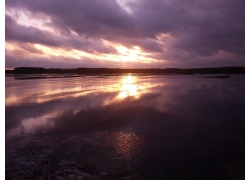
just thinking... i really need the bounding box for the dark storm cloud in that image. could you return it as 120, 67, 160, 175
5, 0, 244, 67
5, 15, 117, 54
6, 14, 62, 47
6, 0, 135, 37
130, 0, 245, 56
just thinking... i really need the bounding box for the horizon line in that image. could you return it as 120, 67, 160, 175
5, 66, 245, 71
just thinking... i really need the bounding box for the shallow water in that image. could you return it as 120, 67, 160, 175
5, 74, 245, 179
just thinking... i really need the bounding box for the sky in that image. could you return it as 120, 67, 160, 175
5, 0, 245, 69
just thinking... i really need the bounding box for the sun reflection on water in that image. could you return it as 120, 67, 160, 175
6, 75, 167, 138
6, 74, 157, 106
118, 74, 145, 99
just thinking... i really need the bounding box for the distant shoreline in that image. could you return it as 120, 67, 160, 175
5, 66, 244, 75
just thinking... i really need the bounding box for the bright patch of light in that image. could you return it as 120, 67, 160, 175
116, 46, 149, 62
117, 46, 128, 55
118, 75, 145, 99
6, 39, 157, 65
6, 8, 55, 34
116, 0, 134, 15
5, 42, 16, 51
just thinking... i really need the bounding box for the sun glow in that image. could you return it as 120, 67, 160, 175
116, 46, 145, 62
6, 39, 157, 66
118, 74, 145, 99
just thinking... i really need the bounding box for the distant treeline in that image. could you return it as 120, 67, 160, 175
6, 66, 245, 74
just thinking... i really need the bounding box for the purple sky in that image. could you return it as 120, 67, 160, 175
5, 0, 245, 69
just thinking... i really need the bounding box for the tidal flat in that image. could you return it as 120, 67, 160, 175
5, 74, 245, 179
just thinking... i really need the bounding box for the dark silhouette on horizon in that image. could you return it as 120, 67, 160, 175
5, 66, 245, 75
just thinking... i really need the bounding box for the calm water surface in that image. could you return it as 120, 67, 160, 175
5, 74, 245, 179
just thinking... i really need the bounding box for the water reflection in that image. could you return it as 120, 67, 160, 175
5, 74, 171, 139
6, 113, 56, 137
5, 74, 156, 107
6, 74, 155, 137
118, 75, 145, 99
5, 74, 245, 179
112, 132, 146, 159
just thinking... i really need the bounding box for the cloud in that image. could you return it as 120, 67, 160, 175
5, 0, 245, 68
5, 15, 117, 54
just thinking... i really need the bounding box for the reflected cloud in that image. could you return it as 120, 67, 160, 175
6, 75, 171, 138
6, 75, 162, 107
21, 114, 55, 132
6, 74, 244, 141
6, 113, 56, 138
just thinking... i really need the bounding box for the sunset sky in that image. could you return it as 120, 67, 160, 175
5, 0, 245, 69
